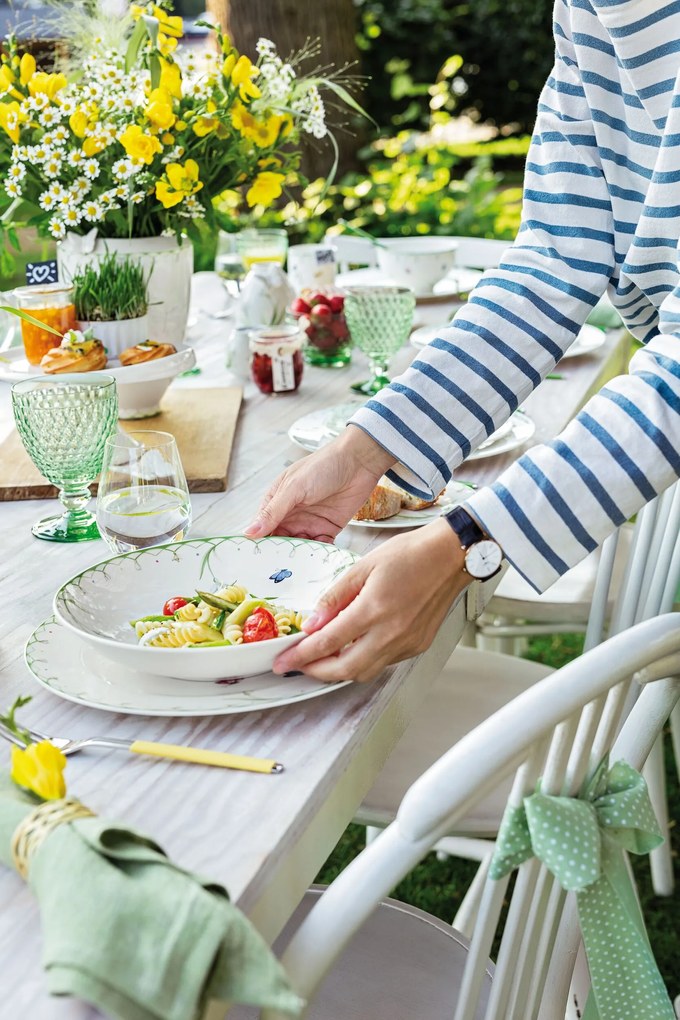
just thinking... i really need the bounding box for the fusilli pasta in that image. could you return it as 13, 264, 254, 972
140, 621, 217, 648
274, 609, 305, 634
221, 623, 244, 645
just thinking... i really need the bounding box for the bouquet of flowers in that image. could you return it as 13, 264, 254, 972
0, 0, 358, 259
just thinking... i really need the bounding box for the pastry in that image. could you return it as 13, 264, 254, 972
353, 478, 404, 521
119, 341, 176, 365
41, 329, 107, 374
353, 478, 446, 521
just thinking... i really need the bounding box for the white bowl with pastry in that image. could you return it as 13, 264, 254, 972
0, 334, 195, 419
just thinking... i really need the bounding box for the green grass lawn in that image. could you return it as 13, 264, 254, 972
316, 634, 680, 995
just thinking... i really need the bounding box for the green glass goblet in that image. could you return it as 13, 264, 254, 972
343, 285, 416, 395
12, 374, 118, 542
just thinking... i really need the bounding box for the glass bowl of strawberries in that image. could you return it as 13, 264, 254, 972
290, 288, 352, 368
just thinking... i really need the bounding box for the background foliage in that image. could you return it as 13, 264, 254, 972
354, 0, 555, 133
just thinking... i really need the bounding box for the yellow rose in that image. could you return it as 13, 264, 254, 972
119, 124, 163, 164
155, 158, 203, 208
246, 171, 285, 208
159, 59, 182, 99
11, 741, 67, 801
19, 53, 36, 86
145, 87, 176, 130
27, 71, 67, 99
83, 134, 108, 156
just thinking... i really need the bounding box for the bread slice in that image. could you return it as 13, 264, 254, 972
353, 478, 403, 521
399, 488, 445, 511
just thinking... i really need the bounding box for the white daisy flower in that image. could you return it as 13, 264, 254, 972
39, 191, 57, 211
83, 158, 100, 180
28, 144, 50, 163
72, 177, 91, 197
11, 144, 29, 161
46, 182, 65, 200
63, 206, 81, 227
112, 157, 135, 180
68, 150, 85, 167
80, 83, 101, 102
58, 96, 77, 116
5, 180, 22, 199
48, 216, 66, 239
27, 94, 49, 112
39, 106, 61, 128
52, 126, 69, 144
130, 190, 146, 204
81, 199, 104, 222
43, 154, 64, 178
8, 163, 25, 182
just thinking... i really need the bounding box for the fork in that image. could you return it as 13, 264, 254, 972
0, 720, 283, 774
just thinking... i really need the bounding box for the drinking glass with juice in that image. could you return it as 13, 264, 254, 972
14, 284, 77, 366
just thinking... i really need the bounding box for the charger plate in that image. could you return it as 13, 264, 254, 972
25, 617, 350, 717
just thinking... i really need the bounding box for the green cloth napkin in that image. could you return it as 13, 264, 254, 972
0, 778, 302, 1020
586, 294, 623, 331
490, 758, 674, 1020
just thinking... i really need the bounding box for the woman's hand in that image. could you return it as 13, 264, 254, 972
245, 426, 395, 542
273, 518, 471, 683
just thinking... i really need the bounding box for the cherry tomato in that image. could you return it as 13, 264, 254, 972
242, 607, 279, 643
163, 596, 189, 616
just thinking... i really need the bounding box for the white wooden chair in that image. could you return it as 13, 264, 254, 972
229, 614, 680, 1020
355, 481, 680, 908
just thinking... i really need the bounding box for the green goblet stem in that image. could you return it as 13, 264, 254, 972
31, 481, 102, 543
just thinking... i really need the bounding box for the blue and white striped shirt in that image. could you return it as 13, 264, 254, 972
351, 0, 680, 591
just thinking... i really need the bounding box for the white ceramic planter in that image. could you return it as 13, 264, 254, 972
58, 234, 194, 344
79, 315, 149, 359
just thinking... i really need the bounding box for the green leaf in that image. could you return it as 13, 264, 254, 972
142, 13, 160, 49
0, 695, 33, 746
149, 53, 161, 91
125, 17, 147, 73
0, 306, 63, 338
317, 78, 377, 128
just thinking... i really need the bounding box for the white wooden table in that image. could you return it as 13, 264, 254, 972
0, 277, 630, 1018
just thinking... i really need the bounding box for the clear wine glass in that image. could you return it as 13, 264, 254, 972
12, 374, 118, 542
96, 430, 192, 554
343, 286, 416, 394
214, 230, 246, 306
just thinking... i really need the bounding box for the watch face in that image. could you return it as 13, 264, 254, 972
465, 539, 503, 579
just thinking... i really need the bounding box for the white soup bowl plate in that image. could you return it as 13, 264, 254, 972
376, 237, 458, 293
53, 536, 358, 681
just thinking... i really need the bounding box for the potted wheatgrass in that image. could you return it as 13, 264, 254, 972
72, 253, 150, 358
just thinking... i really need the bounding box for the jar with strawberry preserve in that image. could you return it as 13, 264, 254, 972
249, 324, 304, 394
290, 288, 352, 368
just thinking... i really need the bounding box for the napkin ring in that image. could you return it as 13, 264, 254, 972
11, 798, 95, 880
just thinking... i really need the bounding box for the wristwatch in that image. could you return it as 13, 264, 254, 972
444, 506, 503, 580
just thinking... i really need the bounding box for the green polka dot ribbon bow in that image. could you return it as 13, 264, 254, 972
489, 756, 674, 1020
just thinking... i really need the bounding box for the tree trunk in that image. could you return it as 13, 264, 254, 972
206, 0, 363, 180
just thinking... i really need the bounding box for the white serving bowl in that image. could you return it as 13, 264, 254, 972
106, 345, 196, 419
376, 237, 458, 293
53, 536, 358, 682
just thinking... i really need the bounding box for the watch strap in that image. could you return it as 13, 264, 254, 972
444, 505, 486, 549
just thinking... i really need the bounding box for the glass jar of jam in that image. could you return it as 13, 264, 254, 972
249, 325, 304, 394
14, 283, 77, 366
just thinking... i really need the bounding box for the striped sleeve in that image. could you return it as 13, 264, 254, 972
350, 0, 678, 591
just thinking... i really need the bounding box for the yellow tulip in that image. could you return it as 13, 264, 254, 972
153, 5, 183, 38
0, 101, 24, 143
0, 64, 15, 93
221, 54, 235, 80
119, 124, 162, 164
83, 134, 108, 156
158, 33, 178, 57
155, 158, 203, 208
246, 171, 285, 208
69, 109, 89, 138
27, 71, 67, 99
11, 741, 67, 801
159, 59, 182, 99
145, 87, 176, 130
19, 52, 36, 86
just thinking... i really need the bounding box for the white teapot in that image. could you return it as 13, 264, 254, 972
236, 263, 295, 328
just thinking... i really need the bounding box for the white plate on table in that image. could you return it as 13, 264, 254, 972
25, 617, 351, 717
562, 324, 606, 359
0, 343, 196, 384
347, 479, 474, 529
336, 267, 482, 303
290, 402, 534, 460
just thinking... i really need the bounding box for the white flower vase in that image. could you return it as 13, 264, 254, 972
78, 315, 149, 360
58, 233, 193, 345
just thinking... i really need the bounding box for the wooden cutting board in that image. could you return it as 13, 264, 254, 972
0, 386, 243, 500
